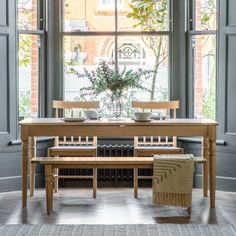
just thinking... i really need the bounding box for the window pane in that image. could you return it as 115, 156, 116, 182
117, 36, 169, 102
192, 35, 216, 119
194, 0, 217, 30
63, 0, 115, 32
120, 0, 169, 31
100, 0, 123, 10
18, 0, 38, 30
64, 35, 169, 117
64, 35, 115, 101
19, 34, 40, 119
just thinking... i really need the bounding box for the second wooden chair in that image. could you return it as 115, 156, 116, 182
132, 100, 183, 198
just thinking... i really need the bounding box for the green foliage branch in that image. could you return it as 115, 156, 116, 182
69, 60, 153, 101
127, 0, 168, 101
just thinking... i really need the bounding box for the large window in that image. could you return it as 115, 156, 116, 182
63, 0, 171, 117
16, 1, 218, 121
189, 0, 217, 119
17, 0, 46, 120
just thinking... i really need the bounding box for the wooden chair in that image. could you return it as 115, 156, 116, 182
50, 100, 100, 197
30, 100, 100, 198
132, 100, 208, 198
132, 100, 184, 198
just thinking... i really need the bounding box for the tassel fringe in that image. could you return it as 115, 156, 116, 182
152, 192, 192, 208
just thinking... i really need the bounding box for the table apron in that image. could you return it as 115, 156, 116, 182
24, 125, 210, 138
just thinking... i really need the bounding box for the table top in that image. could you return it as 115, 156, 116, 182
19, 118, 218, 126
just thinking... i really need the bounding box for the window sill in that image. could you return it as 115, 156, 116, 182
8, 137, 226, 146
9, 136, 132, 145
8, 137, 54, 146
178, 137, 226, 146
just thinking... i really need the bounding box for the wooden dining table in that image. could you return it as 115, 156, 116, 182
19, 118, 218, 208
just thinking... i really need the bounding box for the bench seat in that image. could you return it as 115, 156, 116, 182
31, 156, 154, 169
32, 156, 206, 166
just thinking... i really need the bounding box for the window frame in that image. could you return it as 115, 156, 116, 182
62, 0, 173, 101
98, 0, 124, 10
187, 0, 217, 118
17, 0, 47, 129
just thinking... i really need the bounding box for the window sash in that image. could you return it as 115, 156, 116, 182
187, 0, 217, 119
17, 0, 46, 125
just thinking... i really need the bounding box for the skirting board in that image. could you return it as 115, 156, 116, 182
0, 175, 44, 193
194, 175, 236, 192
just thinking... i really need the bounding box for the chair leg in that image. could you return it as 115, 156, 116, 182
134, 168, 138, 198
134, 149, 139, 198
187, 207, 192, 215
93, 168, 97, 198
29, 137, 36, 197
30, 163, 36, 197
54, 168, 59, 193
203, 162, 208, 197
45, 165, 53, 215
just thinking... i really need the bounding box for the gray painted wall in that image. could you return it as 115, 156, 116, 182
0, 0, 18, 192
180, 140, 236, 192
0, 141, 52, 192
0, 0, 17, 142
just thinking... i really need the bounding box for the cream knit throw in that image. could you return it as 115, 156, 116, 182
152, 154, 194, 208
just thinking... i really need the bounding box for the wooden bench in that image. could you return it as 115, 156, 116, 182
31, 156, 153, 214
31, 156, 206, 215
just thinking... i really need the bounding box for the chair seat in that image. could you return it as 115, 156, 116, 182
50, 146, 97, 150
192, 156, 207, 164
135, 146, 182, 150
135, 146, 183, 156
48, 146, 97, 157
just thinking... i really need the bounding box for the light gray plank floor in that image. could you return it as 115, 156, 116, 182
0, 188, 235, 224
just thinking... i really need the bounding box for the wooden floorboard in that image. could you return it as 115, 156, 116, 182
0, 188, 235, 224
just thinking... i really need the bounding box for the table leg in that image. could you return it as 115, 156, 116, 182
45, 165, 54, 215
22, 138, 29, 208
209, 139, 216, 208
29, 137, 36, 197
202, 137, 209, 197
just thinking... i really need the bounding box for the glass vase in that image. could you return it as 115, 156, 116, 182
109, 96, 124, 120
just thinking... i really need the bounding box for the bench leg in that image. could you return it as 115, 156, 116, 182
93, 168, 97, 198
30, 163, 36, 197
45, 165, 53, 215
134, 168, 138, 198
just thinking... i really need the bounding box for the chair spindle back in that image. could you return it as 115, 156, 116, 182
53, 100, 100, 147
132, 101, 180, 148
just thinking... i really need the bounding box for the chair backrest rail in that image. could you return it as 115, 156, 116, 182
132, 100, 179, 110
53, 100, 100, 110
